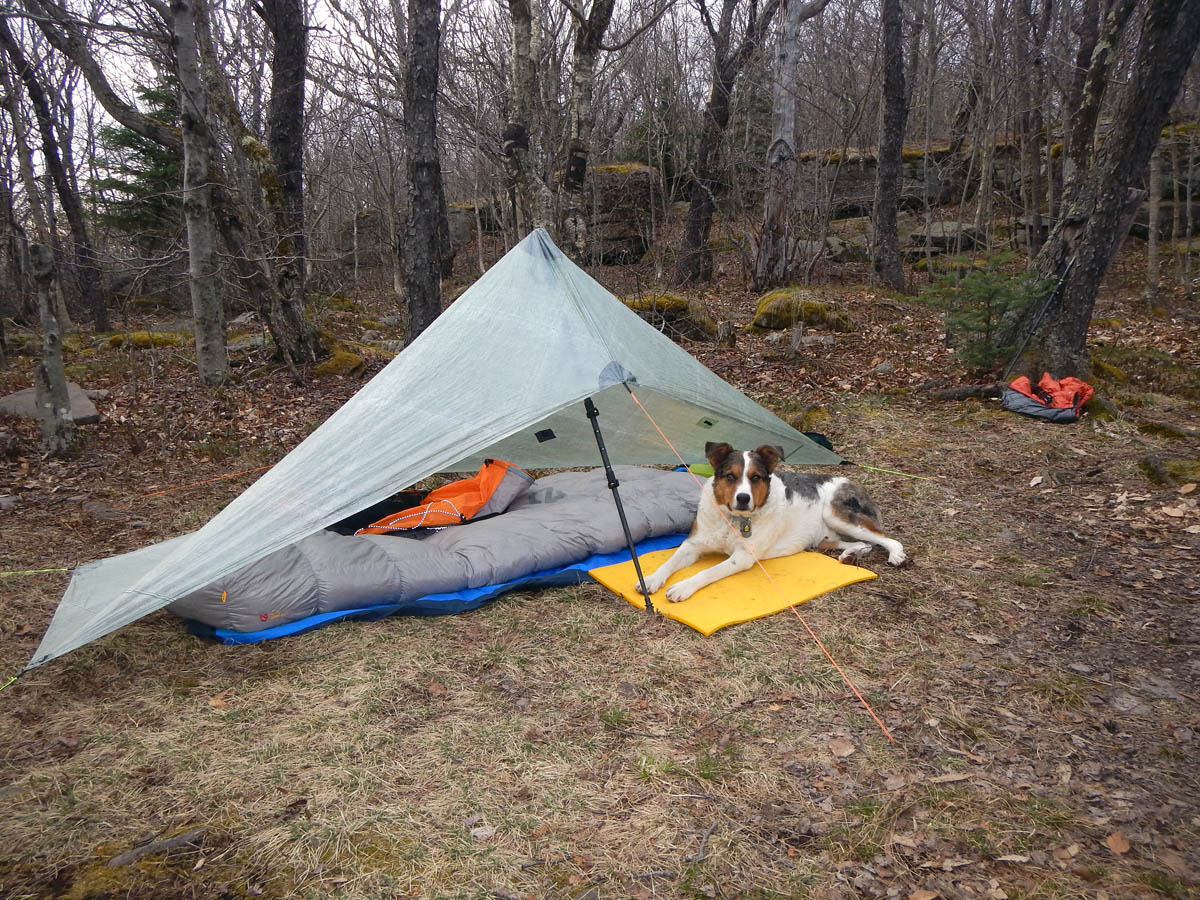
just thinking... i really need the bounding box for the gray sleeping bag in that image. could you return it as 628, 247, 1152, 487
169, 466, 698, 632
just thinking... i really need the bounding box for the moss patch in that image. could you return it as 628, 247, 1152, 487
751, 288, 853, 332
1091, 345, 1200, 399
1139, 457, 1200, 484
108, 330, 192, 349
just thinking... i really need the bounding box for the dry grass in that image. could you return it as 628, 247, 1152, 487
2, 246, 1199, 899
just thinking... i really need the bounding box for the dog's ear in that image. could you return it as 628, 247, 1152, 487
755, 445, 785, 472
705, 442, 735, 468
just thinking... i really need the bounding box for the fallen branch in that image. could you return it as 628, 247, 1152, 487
930, 382, 1005, 401
107, 826, 207, 867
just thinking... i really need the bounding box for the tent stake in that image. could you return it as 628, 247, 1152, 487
584, 397, 655, 615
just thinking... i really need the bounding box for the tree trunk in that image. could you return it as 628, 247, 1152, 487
172, 0, 229, 384
1145, 149, 1161, 304
560, 0, 616, 261
755, 0, 831, 287
404, 0, 444, 344
1003, 0, 1200, 376
29, 243, 75, 455
677, 0, 781, 284
871, 0, 907, 291
262, 0, 306, 262
0, 18, 108, 331
504, 0, 554, 236
193, 22, 319, 367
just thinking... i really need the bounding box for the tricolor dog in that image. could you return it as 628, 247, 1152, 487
638, 442, 908, 603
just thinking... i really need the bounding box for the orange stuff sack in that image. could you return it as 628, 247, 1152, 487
355, 459, 534, 534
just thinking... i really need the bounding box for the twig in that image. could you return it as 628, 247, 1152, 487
632, 870, 676, 880
687, 821, 718, 863
107, 826, 207, 867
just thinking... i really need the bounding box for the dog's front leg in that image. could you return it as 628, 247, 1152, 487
664, 551, 755, 603
638, 541, 704, 595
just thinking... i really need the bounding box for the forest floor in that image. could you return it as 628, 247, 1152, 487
0, 233, 1198, 900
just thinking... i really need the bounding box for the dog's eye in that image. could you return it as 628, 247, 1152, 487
725, 474, 737, 482
749, 474, 761, 482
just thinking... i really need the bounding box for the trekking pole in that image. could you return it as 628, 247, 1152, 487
584, 397, 655, 615
1002, 256, 1076, 383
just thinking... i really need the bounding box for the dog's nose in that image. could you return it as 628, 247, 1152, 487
735, 492, 752, 509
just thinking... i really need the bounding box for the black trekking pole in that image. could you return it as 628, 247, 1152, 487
1002, 256, 1076, 383
584, 397, 655, 615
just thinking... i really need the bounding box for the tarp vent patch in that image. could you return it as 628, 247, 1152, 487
535, 429, 556, 443
697, 417, 716, 428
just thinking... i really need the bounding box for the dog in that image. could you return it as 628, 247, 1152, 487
638, 442, 908, 603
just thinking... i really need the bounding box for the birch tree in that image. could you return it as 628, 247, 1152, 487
172, 0, 228, 384
753, 0, 831, 287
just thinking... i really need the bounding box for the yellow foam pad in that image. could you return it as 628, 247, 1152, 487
589, 549, 877, 636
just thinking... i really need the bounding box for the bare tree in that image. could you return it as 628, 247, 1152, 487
676, 0, 780, 283
1002, 0, 1200, 375
870, 0, 907, 291
404, 0, 445, 343
171, 0, 228, 383
753, 0, 830, 287
0, 17, 108, 330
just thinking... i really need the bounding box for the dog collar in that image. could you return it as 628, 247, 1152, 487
734, 516, 752, 537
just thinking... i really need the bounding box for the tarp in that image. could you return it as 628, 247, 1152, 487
29, 229, 841, 670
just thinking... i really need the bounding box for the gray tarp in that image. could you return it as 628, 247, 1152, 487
30, 229, 841, 670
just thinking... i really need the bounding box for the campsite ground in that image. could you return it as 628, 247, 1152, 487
1, 232, 1198, 900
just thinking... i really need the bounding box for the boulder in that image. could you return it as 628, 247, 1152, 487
623, 292, 716, 341
0, 382, 102, 425
750, 288, 853, 332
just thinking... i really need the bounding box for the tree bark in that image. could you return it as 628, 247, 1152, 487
560, 0, 616, 261
676, 0, 781, 284
0, 18, 108, 331
1145, 149, 1161, 304
172, 0, 229, 384
504, 0, 554, 236
262, 0, 307, 263
404, 0, 444, 344
1002, 0, 1200, 376
195, 6, 320, 367
29, 243, 75, 455
871, 0, 907, 291
755, 0, 831, 287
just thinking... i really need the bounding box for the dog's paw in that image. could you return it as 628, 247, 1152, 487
838, 542, 872, 563
638, 572, 666, 595
887, 548, 909, 567
665, 582, 695, 603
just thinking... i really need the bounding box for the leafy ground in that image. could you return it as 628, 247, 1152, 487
1, 235, 1198, 900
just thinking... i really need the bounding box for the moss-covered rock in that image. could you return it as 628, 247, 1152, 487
623, 292, 716, 341
750, 288, 853, 332
312, 347, 364, 377
108, 330, 192, 349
